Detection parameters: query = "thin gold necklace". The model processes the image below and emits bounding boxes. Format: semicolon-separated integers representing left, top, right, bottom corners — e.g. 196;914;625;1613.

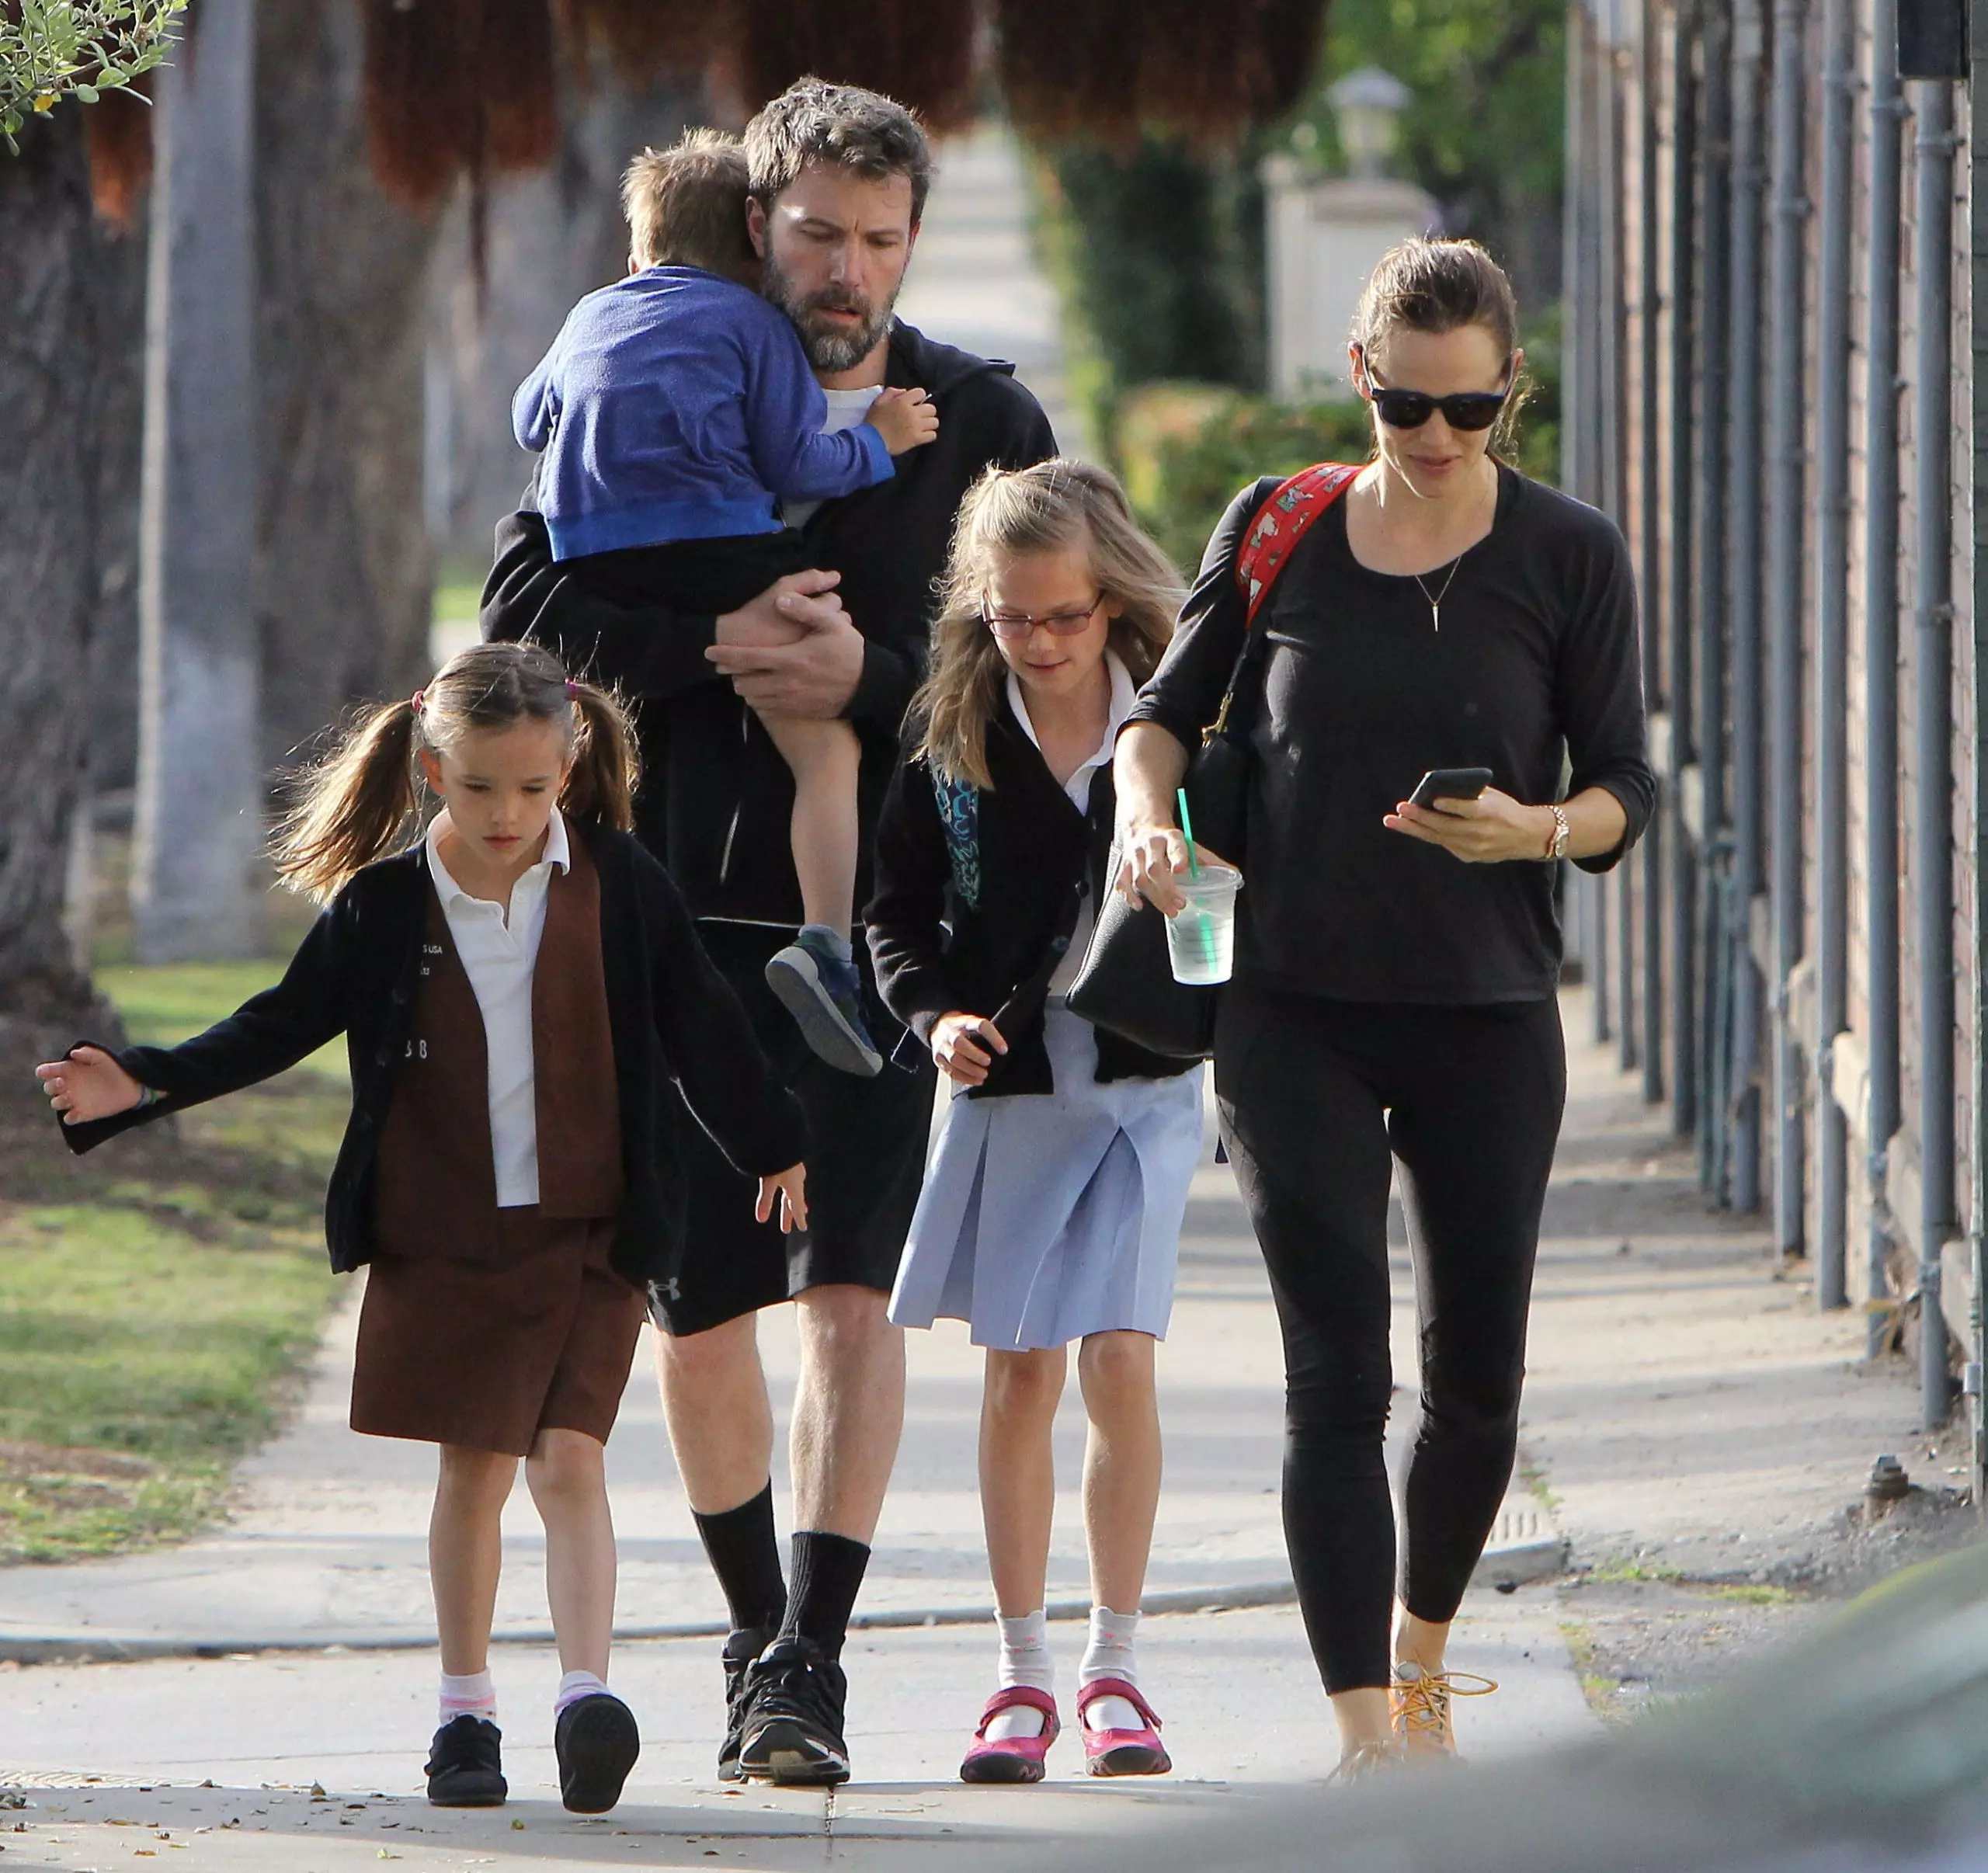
1412;556;1465;633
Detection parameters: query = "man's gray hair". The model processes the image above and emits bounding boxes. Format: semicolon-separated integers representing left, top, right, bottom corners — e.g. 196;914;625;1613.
742;77;933;224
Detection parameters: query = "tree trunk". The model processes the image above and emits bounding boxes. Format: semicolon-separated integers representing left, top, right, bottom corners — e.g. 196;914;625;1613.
130;0;266;961
0;109;99;1018
253;0;445;772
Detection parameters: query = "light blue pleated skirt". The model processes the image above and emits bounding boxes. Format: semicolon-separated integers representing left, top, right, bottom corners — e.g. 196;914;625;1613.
888;1001;1204;1351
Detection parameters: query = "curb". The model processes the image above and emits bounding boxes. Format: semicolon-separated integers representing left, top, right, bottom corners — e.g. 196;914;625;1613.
0;1535;1567;1666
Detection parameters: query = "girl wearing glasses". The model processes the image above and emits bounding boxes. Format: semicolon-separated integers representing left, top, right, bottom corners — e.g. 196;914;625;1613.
1116;238;1655;1778
867;460;1202;1784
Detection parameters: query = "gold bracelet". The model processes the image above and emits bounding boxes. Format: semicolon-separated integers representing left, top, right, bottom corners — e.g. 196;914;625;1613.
1544;805;1571;862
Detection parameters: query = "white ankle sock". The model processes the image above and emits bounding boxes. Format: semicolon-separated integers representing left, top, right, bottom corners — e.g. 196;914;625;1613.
986;1610;1053;1742
1080;1606;1144;1732
554;1669;609;1717
439;1669;495;1726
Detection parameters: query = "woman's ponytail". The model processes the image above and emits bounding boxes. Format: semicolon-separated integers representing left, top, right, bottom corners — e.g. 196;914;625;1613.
561;680;641;832
271;698;422;903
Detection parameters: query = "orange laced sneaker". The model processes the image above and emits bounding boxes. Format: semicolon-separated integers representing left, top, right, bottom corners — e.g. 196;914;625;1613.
1388;1662;1498;1760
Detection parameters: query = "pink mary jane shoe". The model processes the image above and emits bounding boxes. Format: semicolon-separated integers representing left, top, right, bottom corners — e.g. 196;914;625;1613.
959;1685;1061;1784
1076;1677;1172;1777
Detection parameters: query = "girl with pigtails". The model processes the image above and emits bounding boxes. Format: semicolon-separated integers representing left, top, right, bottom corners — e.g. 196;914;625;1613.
35;642;807;1818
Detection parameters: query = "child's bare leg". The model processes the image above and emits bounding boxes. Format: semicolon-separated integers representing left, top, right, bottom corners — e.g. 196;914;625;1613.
1076;1331;1163;1742
980;1347;1068;1742
763;716;861;938
430;1445;519;1676
525;1427;617;1681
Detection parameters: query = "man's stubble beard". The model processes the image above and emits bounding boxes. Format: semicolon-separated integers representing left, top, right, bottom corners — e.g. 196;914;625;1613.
761;248;902;375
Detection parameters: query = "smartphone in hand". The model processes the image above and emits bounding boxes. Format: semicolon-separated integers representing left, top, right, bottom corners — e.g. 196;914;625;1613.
1407;766;1494;811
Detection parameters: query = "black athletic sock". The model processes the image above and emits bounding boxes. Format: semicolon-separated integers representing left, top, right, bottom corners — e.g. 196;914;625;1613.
779;1531;871;1660
693;1483;787;1635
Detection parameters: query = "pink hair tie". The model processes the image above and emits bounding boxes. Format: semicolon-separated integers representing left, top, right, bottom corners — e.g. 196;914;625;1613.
410;689;426;714
565;679;580;699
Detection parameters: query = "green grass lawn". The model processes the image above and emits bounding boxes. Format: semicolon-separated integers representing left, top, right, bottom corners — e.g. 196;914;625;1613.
0;958;349;1563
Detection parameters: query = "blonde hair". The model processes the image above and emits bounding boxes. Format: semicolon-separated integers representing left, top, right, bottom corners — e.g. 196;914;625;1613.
272;642;641;904
914;459;1183;790
622;129;756;276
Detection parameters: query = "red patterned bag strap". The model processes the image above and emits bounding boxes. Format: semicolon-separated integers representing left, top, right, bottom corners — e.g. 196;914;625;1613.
1233;461;1361;626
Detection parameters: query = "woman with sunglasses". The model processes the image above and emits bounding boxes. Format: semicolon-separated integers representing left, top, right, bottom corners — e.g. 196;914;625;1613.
867;460;1202;1783
1114;238;1654;1778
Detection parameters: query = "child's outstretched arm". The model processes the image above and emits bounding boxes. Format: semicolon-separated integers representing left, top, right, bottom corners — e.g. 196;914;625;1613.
35;1045;144;1125
36;898;357;1153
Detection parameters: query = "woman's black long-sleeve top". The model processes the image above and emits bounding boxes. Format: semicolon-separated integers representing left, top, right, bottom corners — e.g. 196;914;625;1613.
56;822;808;1292
866;699;1194;1096
1126;464;1656;1006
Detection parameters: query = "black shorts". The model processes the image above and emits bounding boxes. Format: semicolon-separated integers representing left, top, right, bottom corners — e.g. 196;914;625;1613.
648;921;937;1337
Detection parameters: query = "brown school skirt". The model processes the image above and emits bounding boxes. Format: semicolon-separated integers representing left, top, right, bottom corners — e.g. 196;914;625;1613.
349;1211;645;1456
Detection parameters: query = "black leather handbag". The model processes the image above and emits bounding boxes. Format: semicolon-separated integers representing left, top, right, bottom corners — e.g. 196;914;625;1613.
1067;464;1359;1062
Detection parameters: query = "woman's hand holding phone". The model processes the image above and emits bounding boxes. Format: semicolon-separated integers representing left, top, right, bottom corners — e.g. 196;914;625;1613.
1385;786;1558;864
930;1012;1008;1087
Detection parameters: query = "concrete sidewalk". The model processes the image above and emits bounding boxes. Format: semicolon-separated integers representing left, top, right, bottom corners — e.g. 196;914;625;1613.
0;991;1941;1870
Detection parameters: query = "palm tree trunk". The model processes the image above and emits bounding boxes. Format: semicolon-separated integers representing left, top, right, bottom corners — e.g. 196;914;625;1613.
255;0;443;773
130;0;266;961
0;108;99;1017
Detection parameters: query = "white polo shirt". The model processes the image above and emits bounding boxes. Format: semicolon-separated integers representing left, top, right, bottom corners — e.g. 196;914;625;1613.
424;808;572;1208
1006;652;1138;995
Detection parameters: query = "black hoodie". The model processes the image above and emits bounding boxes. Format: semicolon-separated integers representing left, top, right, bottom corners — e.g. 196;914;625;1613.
481;321;1058;929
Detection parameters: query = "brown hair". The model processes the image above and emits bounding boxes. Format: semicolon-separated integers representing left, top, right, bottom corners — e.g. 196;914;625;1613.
1350;237;1519;360
1350;237;1528;456
743;77;934;224
622;130;757;277
272;642;641;904
915;460;1183;791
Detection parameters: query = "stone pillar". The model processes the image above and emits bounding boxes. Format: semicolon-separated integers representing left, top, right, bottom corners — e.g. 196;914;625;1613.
1260;157;1441;399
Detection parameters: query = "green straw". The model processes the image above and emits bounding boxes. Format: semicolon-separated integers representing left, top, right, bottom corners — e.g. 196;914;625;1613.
1176;787;1202;881
1176;787;1216;971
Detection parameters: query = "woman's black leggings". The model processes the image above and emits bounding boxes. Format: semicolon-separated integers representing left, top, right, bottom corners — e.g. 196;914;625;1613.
1214;985;1566;1695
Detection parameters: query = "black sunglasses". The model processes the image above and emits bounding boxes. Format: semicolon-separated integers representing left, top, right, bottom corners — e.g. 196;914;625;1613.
1360;354;1514;433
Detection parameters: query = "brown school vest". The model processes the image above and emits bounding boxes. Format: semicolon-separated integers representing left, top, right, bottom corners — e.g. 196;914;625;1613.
373;835;623;1257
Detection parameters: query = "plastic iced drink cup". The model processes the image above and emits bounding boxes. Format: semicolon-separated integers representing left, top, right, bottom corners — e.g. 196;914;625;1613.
1164;864;1242;985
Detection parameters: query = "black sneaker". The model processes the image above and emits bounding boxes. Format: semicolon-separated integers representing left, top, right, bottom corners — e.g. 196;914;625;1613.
425;1714;506;1807
718;1626;771;1783
736;1636;851;1786
554;1691;641;1814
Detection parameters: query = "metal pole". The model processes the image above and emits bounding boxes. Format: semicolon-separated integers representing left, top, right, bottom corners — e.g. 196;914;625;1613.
1583;6;1614;1047
1728;0;1766;1212
1600;15;1639;1074
1766;0;1807;1261
1863;0;1903;1356
1811;0;1854;1307
1970;0;1988;1511
1669;0;1701;1141
1640;0;1667;1105
1912;76;1958;1431
1696;0;1735;1198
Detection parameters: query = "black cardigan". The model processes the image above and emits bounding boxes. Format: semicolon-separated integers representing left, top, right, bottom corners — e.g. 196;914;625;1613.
56;822;808;1292
866;700;1194;1096
481;322;1059;929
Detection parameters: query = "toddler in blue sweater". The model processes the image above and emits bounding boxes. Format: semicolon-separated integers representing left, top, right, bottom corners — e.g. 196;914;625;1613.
513;130;938;1077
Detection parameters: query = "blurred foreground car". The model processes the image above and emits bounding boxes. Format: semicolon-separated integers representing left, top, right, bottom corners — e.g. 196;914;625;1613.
1004;1540;1988;1873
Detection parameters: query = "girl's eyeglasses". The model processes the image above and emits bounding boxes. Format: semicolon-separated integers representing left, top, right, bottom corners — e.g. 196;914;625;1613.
981;592;1104;638
1358;353;1514;433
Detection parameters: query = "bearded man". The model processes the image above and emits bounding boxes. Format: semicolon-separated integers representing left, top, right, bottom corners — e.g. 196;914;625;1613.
481;78;1055;1787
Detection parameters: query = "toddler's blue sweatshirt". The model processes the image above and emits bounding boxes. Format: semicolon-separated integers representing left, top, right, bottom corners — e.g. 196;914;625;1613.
513;266;895;561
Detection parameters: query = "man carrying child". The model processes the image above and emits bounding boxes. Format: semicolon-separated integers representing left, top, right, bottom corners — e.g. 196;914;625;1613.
483;77;1057;1786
